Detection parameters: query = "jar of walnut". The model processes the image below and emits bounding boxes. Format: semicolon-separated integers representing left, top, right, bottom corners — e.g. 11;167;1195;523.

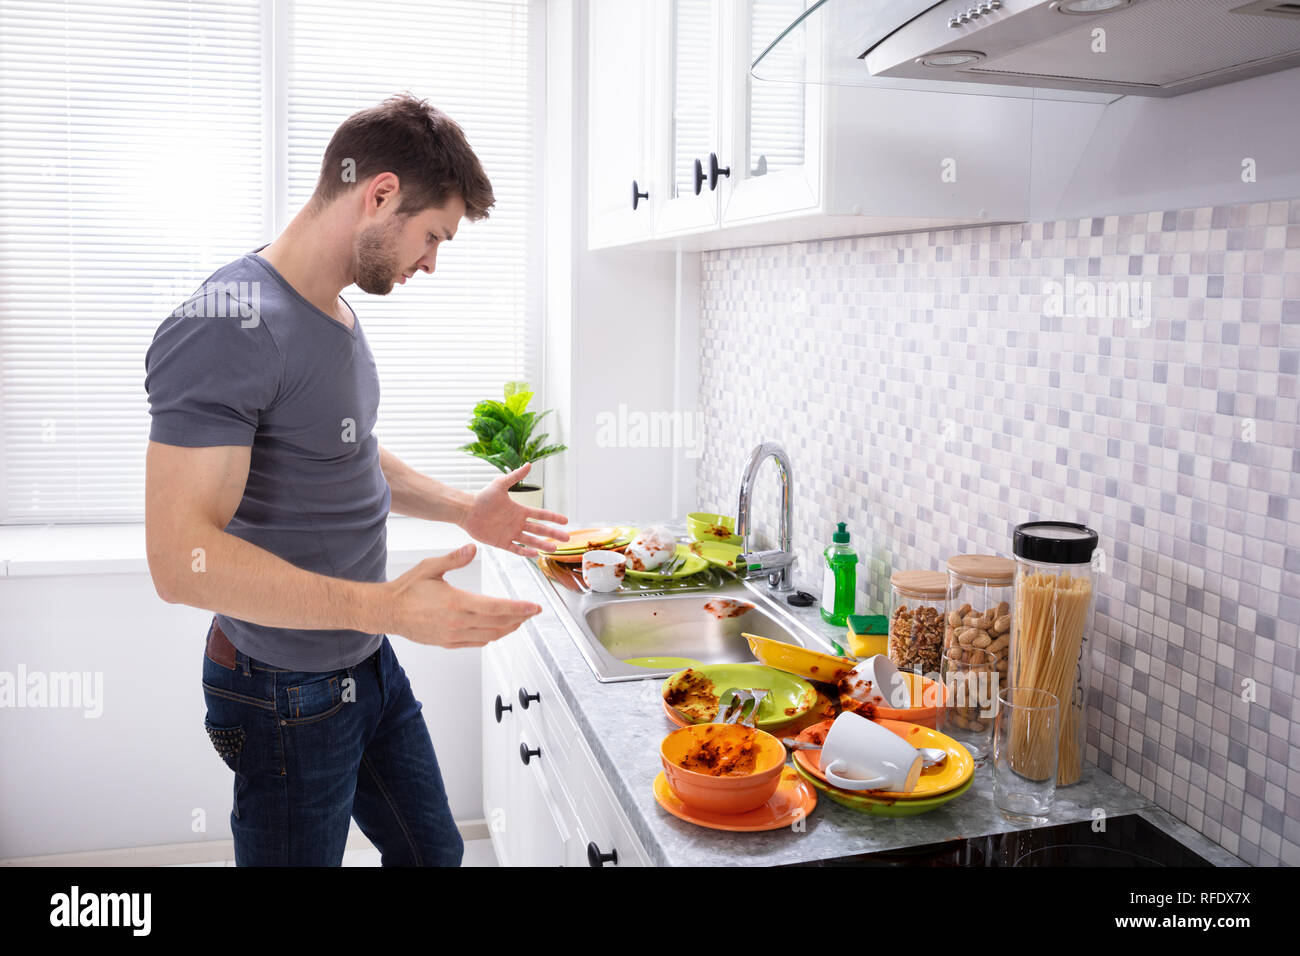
888;571;955;676
944;555;1014;679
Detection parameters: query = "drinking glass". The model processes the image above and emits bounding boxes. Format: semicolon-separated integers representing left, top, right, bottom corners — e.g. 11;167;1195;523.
993;686;1059;819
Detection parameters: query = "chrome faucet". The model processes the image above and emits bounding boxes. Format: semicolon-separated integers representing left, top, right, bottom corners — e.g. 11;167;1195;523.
735;441;796;592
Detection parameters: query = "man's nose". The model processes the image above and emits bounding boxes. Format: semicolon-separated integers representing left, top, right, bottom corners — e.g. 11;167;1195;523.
416;248;437;274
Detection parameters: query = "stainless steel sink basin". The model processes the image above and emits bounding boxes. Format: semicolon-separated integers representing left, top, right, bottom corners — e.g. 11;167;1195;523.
527;559;834;682
584;592;807;666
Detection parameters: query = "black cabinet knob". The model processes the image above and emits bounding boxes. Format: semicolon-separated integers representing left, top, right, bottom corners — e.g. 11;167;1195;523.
519;742;541;765
518;687;540;710
693;157;706;196
493;694;512;723
587;842;618;867
709;152;731;191
632;179;649;210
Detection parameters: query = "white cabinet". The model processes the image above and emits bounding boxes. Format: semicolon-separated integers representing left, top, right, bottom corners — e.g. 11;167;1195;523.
719;0;821;225
586;0;1034;250
651;0;727;236
480;557;650;867
587;0;657;248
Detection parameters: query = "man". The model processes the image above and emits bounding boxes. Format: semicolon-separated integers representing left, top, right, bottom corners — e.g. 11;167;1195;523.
144;94;569;866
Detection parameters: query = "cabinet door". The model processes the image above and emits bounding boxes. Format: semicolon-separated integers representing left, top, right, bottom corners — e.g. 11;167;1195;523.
653;0;726;235
588;0;656;248
509;725;573;867
721;0;822;224
481;641;514;865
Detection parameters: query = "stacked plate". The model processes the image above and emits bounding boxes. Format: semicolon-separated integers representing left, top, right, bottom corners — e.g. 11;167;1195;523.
790;718;975;817
539;526;637;563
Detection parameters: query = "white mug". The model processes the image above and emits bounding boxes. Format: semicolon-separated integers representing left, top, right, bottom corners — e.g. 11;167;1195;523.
838;654;911;711
581;550;626;592
820;711;924;792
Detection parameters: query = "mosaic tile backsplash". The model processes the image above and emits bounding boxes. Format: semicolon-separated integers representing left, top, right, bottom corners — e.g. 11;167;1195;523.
695;199;1300;866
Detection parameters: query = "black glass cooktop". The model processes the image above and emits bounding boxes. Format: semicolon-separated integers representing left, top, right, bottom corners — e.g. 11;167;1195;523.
786;814;1214;867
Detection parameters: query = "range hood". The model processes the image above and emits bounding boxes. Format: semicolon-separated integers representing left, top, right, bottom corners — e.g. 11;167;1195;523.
753;0;1300;98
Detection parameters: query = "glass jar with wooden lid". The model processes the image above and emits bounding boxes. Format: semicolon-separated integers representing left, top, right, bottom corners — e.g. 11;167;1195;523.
888;570;955;676
945;555;1014;678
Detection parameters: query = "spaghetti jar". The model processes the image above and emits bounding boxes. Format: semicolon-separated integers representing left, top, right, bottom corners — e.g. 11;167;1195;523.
1010;522;1098;787
888;570;953;677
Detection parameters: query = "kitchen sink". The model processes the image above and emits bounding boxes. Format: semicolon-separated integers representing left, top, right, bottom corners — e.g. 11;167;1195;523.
527;559;833;682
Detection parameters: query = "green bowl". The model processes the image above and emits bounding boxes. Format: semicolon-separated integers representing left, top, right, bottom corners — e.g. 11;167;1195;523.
687;512;743;547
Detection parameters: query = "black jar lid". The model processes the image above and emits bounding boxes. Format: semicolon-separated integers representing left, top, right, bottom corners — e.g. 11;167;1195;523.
1013;521;1098;565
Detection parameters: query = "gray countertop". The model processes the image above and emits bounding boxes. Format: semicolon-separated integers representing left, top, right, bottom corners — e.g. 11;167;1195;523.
486;534;1244;868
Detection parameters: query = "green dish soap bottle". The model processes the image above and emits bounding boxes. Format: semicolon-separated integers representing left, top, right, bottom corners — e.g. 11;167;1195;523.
820;522;858;627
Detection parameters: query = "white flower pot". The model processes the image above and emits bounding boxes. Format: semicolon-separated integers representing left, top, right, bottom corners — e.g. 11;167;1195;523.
507;483;544;509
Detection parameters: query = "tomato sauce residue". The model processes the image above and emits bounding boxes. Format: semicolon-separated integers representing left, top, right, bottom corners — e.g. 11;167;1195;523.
702;598;755;620
707;524;731;538
678;726;759;776
664;669;718;720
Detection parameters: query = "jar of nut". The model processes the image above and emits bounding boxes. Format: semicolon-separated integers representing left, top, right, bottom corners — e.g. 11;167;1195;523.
944;555;1015;683
888;570;955;677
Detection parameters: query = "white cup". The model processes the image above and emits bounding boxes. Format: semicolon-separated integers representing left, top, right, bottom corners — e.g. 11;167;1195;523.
838;654;911;711
624;525;676;571
820;711;924;792
581;550;626;592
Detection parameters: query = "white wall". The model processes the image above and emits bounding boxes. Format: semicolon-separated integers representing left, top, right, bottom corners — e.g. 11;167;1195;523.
0;538;481;860
541;0;686;523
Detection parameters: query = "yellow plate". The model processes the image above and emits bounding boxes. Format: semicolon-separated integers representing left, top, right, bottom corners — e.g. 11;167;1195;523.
743;632;857;684
791;718;975;799
543;525;621;553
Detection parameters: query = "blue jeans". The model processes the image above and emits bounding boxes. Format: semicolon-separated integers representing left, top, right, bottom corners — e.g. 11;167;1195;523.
201;618;463;866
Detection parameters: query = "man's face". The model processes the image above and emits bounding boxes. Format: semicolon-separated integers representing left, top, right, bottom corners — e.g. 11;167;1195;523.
354;193;465;296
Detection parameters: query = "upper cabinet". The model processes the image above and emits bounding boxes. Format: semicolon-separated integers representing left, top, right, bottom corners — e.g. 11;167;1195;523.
587;0;657;249
652;0;726;235
587;0;1034;251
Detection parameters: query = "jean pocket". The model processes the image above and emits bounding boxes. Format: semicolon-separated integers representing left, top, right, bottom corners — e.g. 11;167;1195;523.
277;669;350;725
204;718;245;773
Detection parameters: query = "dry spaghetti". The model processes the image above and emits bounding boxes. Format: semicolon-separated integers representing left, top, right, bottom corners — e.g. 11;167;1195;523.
1010;570;1092;785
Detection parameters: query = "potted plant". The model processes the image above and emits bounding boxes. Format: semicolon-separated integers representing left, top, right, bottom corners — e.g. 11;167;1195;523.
459;380;566;508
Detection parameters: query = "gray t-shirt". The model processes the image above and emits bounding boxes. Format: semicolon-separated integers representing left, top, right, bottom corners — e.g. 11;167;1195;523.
145;249;389;671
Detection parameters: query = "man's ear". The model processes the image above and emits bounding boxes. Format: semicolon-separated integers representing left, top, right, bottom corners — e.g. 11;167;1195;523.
365;172;401;216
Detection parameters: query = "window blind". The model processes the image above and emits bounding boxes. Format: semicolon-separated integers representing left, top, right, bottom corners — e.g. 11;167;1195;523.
0;0;541;523
0;0;265;522
286;0;541;494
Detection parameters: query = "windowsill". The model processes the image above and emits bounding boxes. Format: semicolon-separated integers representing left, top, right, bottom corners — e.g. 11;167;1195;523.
0;516;473;578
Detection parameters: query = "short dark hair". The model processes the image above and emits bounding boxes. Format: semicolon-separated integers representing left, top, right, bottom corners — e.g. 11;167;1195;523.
311;93;495;220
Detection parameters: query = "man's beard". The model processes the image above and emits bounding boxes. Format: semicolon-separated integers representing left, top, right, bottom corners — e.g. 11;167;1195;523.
355;219;403;295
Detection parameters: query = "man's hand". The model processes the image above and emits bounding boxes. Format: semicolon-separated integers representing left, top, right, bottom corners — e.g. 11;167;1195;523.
383;543;542;647
460;462;572;558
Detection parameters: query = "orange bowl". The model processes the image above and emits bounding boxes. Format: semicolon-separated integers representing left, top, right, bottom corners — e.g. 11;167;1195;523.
869;672;948;729
659;724;787;814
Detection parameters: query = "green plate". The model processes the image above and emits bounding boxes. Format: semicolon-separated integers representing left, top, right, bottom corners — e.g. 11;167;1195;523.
625;543;709;579
792;761;975;817
660;663;818;730
687;540;743;571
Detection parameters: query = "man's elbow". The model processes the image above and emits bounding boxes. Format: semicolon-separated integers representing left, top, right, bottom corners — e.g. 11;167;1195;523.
146;539;193;605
